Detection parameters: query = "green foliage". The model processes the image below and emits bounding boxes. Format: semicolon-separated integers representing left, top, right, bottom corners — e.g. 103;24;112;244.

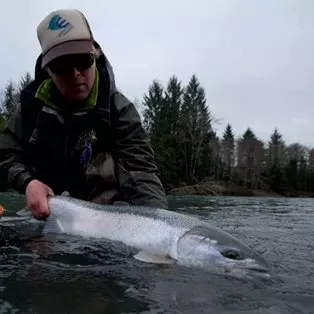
242;127;257;140
142;74;217;189
221;124;235;181
0;72;33;123
265;128;286;192
223;124;235;141
141;74;314;194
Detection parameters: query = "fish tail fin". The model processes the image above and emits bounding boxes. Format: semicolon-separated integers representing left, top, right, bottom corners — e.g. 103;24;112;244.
43;215;65;234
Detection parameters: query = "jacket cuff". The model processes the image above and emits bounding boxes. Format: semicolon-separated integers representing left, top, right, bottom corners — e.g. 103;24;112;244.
16;171;35;194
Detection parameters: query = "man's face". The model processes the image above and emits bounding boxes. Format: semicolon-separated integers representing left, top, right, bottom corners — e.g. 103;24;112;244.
47;53;96;102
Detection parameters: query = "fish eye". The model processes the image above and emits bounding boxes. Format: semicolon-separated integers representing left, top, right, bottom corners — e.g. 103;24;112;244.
221;249;244;260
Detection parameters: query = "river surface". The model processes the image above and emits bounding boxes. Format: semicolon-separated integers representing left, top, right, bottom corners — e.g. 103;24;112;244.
0;192;313;313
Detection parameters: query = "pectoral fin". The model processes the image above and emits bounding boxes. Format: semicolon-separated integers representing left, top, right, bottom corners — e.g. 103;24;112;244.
134;250;174;264
43;215;65;234
16;208;31;217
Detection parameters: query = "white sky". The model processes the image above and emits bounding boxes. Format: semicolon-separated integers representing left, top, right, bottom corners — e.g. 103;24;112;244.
0;0;313;147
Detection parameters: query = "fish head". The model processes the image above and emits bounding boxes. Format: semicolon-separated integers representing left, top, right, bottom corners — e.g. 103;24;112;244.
176;225;270;281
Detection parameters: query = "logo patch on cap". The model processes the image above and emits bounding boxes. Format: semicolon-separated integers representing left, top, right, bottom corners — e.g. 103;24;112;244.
48;14;74;36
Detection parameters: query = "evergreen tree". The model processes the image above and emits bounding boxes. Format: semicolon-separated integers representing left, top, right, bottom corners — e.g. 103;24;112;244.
18;72;33;93
2;81;18;118
283;143;308;194
221;123;235;181
236;128;265;189
307;149;314;192
176;74;214;183
142;79;165;136
299;155;308;192
142;77;184;188
1;72;33;120
266;128;286;192
164;75;183;136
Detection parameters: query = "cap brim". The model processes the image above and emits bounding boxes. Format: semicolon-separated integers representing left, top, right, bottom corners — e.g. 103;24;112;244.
41;40;93;68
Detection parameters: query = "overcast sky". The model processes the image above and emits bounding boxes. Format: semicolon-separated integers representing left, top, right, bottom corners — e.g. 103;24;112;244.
0;0;313;147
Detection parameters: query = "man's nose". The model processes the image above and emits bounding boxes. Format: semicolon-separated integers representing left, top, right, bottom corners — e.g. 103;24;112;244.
68;67;81;78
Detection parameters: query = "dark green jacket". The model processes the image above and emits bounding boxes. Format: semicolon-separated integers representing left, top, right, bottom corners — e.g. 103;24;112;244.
0;42;168;209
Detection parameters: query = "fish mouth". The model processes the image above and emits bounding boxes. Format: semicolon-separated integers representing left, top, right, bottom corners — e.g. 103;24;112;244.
249;266;269;274
246;265;271;280
225;259;270;277
224;264;271;281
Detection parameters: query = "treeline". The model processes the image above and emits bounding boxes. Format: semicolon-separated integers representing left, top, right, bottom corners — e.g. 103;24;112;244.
1;72;314;196
140;74;314;195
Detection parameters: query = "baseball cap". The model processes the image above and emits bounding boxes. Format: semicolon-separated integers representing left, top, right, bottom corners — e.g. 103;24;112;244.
37;9;94;68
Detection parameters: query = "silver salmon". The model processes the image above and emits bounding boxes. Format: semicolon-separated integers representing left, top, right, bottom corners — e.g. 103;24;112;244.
20;195;271;280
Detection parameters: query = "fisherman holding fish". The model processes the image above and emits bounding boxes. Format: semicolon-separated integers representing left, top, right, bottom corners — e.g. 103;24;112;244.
0;9;168;219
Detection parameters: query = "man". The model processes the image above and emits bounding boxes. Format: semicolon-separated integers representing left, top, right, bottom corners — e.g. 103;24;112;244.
0;9;168;219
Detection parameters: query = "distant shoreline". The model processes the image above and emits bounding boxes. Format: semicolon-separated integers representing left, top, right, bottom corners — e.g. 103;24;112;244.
1;182;314;198
166;181;314;198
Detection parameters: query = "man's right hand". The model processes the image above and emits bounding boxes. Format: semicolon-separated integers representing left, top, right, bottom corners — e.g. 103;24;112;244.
25;179;54;220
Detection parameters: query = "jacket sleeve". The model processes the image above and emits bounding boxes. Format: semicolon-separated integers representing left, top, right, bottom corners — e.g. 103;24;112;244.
0;104;35;193
110;91;168;209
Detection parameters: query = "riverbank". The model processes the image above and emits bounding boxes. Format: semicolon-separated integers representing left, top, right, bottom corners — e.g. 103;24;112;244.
166;181;314;198
2;181;314;198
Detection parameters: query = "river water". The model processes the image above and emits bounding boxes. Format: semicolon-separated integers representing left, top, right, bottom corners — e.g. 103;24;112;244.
0;192;313;313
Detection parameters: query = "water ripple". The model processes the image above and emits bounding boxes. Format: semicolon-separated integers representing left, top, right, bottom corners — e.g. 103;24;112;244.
0;193;314;313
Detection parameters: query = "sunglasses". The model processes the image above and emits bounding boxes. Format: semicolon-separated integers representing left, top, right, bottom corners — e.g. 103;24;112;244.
48;53;95;75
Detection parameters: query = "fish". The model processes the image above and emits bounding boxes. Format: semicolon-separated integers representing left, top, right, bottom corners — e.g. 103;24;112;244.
18;195;270;280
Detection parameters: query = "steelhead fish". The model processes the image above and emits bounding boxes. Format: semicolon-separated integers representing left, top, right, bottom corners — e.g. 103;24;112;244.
18;195;270;280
